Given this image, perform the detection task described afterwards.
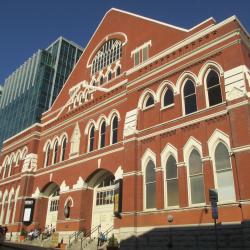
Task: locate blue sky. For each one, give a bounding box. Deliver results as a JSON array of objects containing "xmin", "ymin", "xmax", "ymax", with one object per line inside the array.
[{"xmin": 0, "ymin": 0, "xmax": 249, "ymax": 84}]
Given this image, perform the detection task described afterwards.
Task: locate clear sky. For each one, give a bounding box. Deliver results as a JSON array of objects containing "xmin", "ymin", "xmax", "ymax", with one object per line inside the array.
[{"xmin": 0, "ymin": 0, "xmax": 249, "ymax": 85}]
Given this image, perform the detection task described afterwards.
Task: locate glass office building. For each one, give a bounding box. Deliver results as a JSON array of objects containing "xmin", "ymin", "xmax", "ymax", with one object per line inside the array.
[{"xmin": 0, "ymin": 37, "xmax": 83, "ymax": 148}]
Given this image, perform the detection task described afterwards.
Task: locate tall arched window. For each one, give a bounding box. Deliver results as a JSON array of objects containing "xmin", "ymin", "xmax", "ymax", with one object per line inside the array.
[
  {"xmin": 108, "ymin": 71, "xmax": 112, "ymax": 81},
  {"xmin": 100, "ymin": 121, "xmax": 106, "ymax": 149},
  {"xmin": 144, "ymin": 94, "xmax": 154, "ymax": 108},
  {"xmin": 100, "ymin": 76, "xmax": 104, "ymax": 85},
  {"xmin": 166, "ymin": 155, "xmax": 179, "ymax": 206},
  {"xmin": 61, "ymin": 137, "xmax": 67, "ymax": 161},
  {"xmin": 145, "ymin": 160, "xmax": 156, "ymax": 209},
  {"xmin": 89, "ymin": 125, "xmax": 95, "ymax": 152},
  {"xmin": 116, "ymin": 66, "xmax": 121, "ymax": 76},
  {"xmin": 53, "ymin": 140, "xmax": 58, "ymax": 164},
  {"xmin": 189, "ymin": 149, "xmax": 205, "ymax": 204},
  {"xmin": 111, "ymin": 116, "xmax": 118, "ymax": 144},
  {"xmin": 163, "ymin": 88, "xmax": 174, "ymax": 107},
  {"xmin": 184, "ymin": 80, "xmax": 197, "ymax": 115},
  {"xmin": 45, "ymin": 144, "xmax": 51, "ymax": 167},
  {"xmin": 206, "ymin": 70, "xmax": 222, "ymax": 106},
  {"xmin": 214, "ymin": 143, "xmax": 235, "ymax": 201}
]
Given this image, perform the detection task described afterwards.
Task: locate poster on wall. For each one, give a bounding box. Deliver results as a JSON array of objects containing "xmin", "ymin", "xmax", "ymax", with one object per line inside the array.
[
  {"xmin": 114, "ymin": 179, "xmax": 123, "ymax": 217},
  {"xmin": 22, "ymin": 198, "xmax": 35, "ymax": 226}
]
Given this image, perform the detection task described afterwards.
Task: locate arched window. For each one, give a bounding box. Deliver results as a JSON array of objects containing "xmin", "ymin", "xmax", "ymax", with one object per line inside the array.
[
  {"xmin": 184, "ymin": 80, "xmax": 197, "ymax": 115},
  {"xmin": 53, "ymin": 140, "xmax": 58, "ymax": 164},
  {"xmin": 206, "ymin": 70, "xmax": 222, "ymax": 106},
  {"xmin": 111, "ymin": 116, "xmax": 118, "ymax": 144},
  {"xmin": 188, "ymin": 149, "xmax": 205, "ymax": 204},
  {"xmin": 166, "ymin": 155, "xmax": 179, "ymax": 206},
  {"xmin": 61, "ymin": 137, "xmax": 67, "ymax": 161},
  {"xmin": 108, "ymin": 71, "xmax": 112, "ymax": 81},
  {"xmin": 91, "ymin": 39, "xmax": 122, "ymax": 75},
  {"xmin": 144, "ymin": 94, "xmax": 154, "ymax": 108},
  {"xmin": 163, "ymin": 88, "xmax": 174, "ymax": 107},
  {"xmin": 214, "ymin": 143, "xmax": 235, "ymax": 201},
  {"xmin": 45, "ymin": 144, "xmax": 51, "ymax": 167},
  {"xmin": 116, "ymin": 66, "xmax": 121, "ymax": 76},
  {"xmin": 100, "ymin": 76, "xmax": 104, "ymax": 85},
  {"xmin": 100, "ymin": 121, "xmax": 106, "ymax": 148},
  {"xmin": 145, "ymin": 160, "xmax": 156, "ymax": 209},
  {"xmin": 89, "ymin": 125, "xmax": 95, "ymax": 152},
  {"xmin": 80, "ymin": 94, "xmax": 85, "ymax": 104}
]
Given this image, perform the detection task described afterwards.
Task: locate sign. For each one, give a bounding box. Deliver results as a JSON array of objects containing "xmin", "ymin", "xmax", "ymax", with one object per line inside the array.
[
  {"xmin": 22, "ymin": 198, "xmax": 35, "ymax": 226},
  {"xmin": 114, "ymin": 179, "xmax": 123, "ymax": 217},
  {"xmin": 50, "ymin": 232, "xmax": 59, "ymax": 248},
  {"xmin": 209, "ymin": 189, "xmax": 218, "ymax": 203},
  {"xmin": 209, "ymin": 189, "xmax": 219, "ymax": 220}
]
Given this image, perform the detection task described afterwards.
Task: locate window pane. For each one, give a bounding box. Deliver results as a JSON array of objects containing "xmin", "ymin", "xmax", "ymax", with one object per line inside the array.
[
  {"xmin": 166, "ymin": 156, "xmax": 177, "ymax": 179},
  {"xmin": 217, "ymin": 170, "xmax": 235, "ymax": 201},
  {"xmin": 189, "ymin": 150, "xmax": 202, "ymax": 175},
  {"xmin": 146, "ymin": 160, "xmax": 155, "ymax": 182},
  {"xmin": 208, "ymin": 86, "xmax": 222, "ymax": 106},
  {"xmin": 190, "ymin": 175, "xmax": 205, "ymax": 204},
  {"xmin": 207, "ymin": 70, "xmax": 219, "ymax": 88},
  {"xmin": 146, "ymin": 183, "xmax": 156, "ymax": 209},
  {"xmin": 167, "ymin": 179, "xmax": 179, "ymax": 206},
  {"xmin": 184, "ymin": 80, "xmax": 195, "ymax": 96},
  {"xmin": 185, "ymin": 95, "xmax": 197, "ymax": 114},
  {"xmin": 163, "ymin": 88, "xmax": 174, "ymax": 107},
  {"xmin": 215, "ymin": 143, "xmax": 231, "ymax": 171},
  {"xmin": 145, "ymin": 95, "xmax": 154, "ymax": 107},
  {"xmin": 142, "ymin": 47, "xmax": 148, "ymax": 62},
  {"xmin": 134, "ymin": 51, "xmax": 140, "ymax": 66}
]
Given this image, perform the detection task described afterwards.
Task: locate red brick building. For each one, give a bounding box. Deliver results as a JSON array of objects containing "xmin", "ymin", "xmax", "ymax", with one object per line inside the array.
[{"xmin": 0, "ymin": 8, "xmax": 250, "ymax": 249}]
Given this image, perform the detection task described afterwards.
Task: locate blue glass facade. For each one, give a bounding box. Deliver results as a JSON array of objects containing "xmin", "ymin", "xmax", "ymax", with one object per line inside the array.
[{"xmin": 0, "ymin": 37, "xmax": 83, "ymax": 148}]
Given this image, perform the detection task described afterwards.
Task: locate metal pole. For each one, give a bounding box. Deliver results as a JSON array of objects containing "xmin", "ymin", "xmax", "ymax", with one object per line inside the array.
[{"xmin": 214, "ymin": 218, "xmax": 219, "ymax": 250}]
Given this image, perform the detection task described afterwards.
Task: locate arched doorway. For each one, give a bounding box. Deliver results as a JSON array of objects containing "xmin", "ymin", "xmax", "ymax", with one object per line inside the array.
[
  {"xmin": 86, "ymin": 169, "xmax": 115, "ymax": 236},
  {"xmin": 40, "ymin": 182, "xmax": 60, "ymax": 229}
]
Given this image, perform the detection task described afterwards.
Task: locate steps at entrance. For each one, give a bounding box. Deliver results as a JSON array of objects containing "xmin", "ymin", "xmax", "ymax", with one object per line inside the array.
[{"xmin": 68, "ymin": 237, "xmax": 99, "ymax": 250}]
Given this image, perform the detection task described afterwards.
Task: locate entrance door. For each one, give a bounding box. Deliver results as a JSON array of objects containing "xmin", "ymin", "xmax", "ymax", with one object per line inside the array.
[
  {"xmin": 91, "ymin": 176, "xmax": 114, "ymax": 237},
  {"xmin": 45, "ymin": 189, "xmax": 59, "ymax": 229}
]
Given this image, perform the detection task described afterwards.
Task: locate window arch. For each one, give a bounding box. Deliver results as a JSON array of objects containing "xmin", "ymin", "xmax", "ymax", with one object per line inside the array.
[
  {"xmin": 188, "ymin": 149, "xmax": 205, "ymax": 204},
  {"xmin": 166, "ymin": 155, "xmax": 179, "ymax": 206},
  {"xmin": 52, "ymin": 140, "xmax": 59, "ymax": 164},
  {"xmin": 206, "ymin": 69, "xmax": 222, "ymax": 107},
  {"xmin": 214, "ymin": 142, "xmax": 235, "ymax": 201},
  {"xmin": 100, "ymin": 76, "xmax": 104, "ymax": 85},
  {"xmin": 107, "ymin": 71, "xmax": 112, "ymax": 81},
  {"xmin": 144, "ymin": 94, "xmax": 155, "ymax": 109},
  {"xmin": 116, "ymin": 66, "xmax": 121, "ymax": 76},
  {"xmin": 145, "ymin": 160, "xmax": 156, "ymax": 209},
  {"xmin": 99, "ymin": 121, "xmax": 106, "ymax": 149},
  {"xmin": 111, "ymin": 116, "xmax": 118, "ymax": 144},
  {"xmin": 91, "ymin": 39, "xmax": 122, "ymax": 75},
  {"xmin": 61, "ymin": 137, "xmax": 67, "ymax": 162},
  {"xmin": 183, "ymin": 80, "xmax": 197, "ymax": 115},
  {"xmin": 45, "ymin": 144, "xmax": 51, "ymax": 167},
  {"xmin": 88, "ymin": 125, "xmax": 95, "ymax": 152},
  {"xmin": 163, "ymin": 88, "xmax": 174, "ymax": 107}
]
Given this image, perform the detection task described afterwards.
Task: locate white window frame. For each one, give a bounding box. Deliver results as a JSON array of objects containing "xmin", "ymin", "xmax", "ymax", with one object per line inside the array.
[
  {"xmin": 204, "ymin": 68, "xmax": 223, "ymax": 108},
  {"xmin": 208, "ymin": 129, "xmax": 236, "ymax": 204},
  {"xmin": 141, "ymin": 149, "xmax": 157, "ymax": 211},
  {"xmin": 183, "ymin": 137, "xmax": 205, "ymax": 207}
]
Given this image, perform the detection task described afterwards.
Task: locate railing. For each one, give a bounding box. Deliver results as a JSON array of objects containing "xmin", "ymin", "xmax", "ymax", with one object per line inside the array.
[
  {"xmin": 103, "ymin": 225, "xmax": 113, "ymax": 238},
  {"xmin": 68, "ymin": 230, "xmax": 84, "ymax": 247},
  {"xmin": 80, "ymin": 224, "xmax": 101, "ymax": 249}
]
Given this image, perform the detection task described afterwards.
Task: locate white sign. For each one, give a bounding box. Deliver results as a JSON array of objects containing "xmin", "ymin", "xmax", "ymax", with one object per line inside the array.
[{"xmin": 23, "ymin": 208, "xmax": 31, "ymax": 222}]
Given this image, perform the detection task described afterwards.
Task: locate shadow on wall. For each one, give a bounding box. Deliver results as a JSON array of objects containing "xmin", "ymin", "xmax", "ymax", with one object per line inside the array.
[{"xmin": 120, "ymin": 220, "xmax": 250, "ymax": 250}]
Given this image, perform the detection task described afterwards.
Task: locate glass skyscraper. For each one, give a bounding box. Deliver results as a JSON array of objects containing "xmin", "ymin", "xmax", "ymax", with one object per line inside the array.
[{"xmin": 0, "ymin": 37, "xmax": 83, "ymax": 148}]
